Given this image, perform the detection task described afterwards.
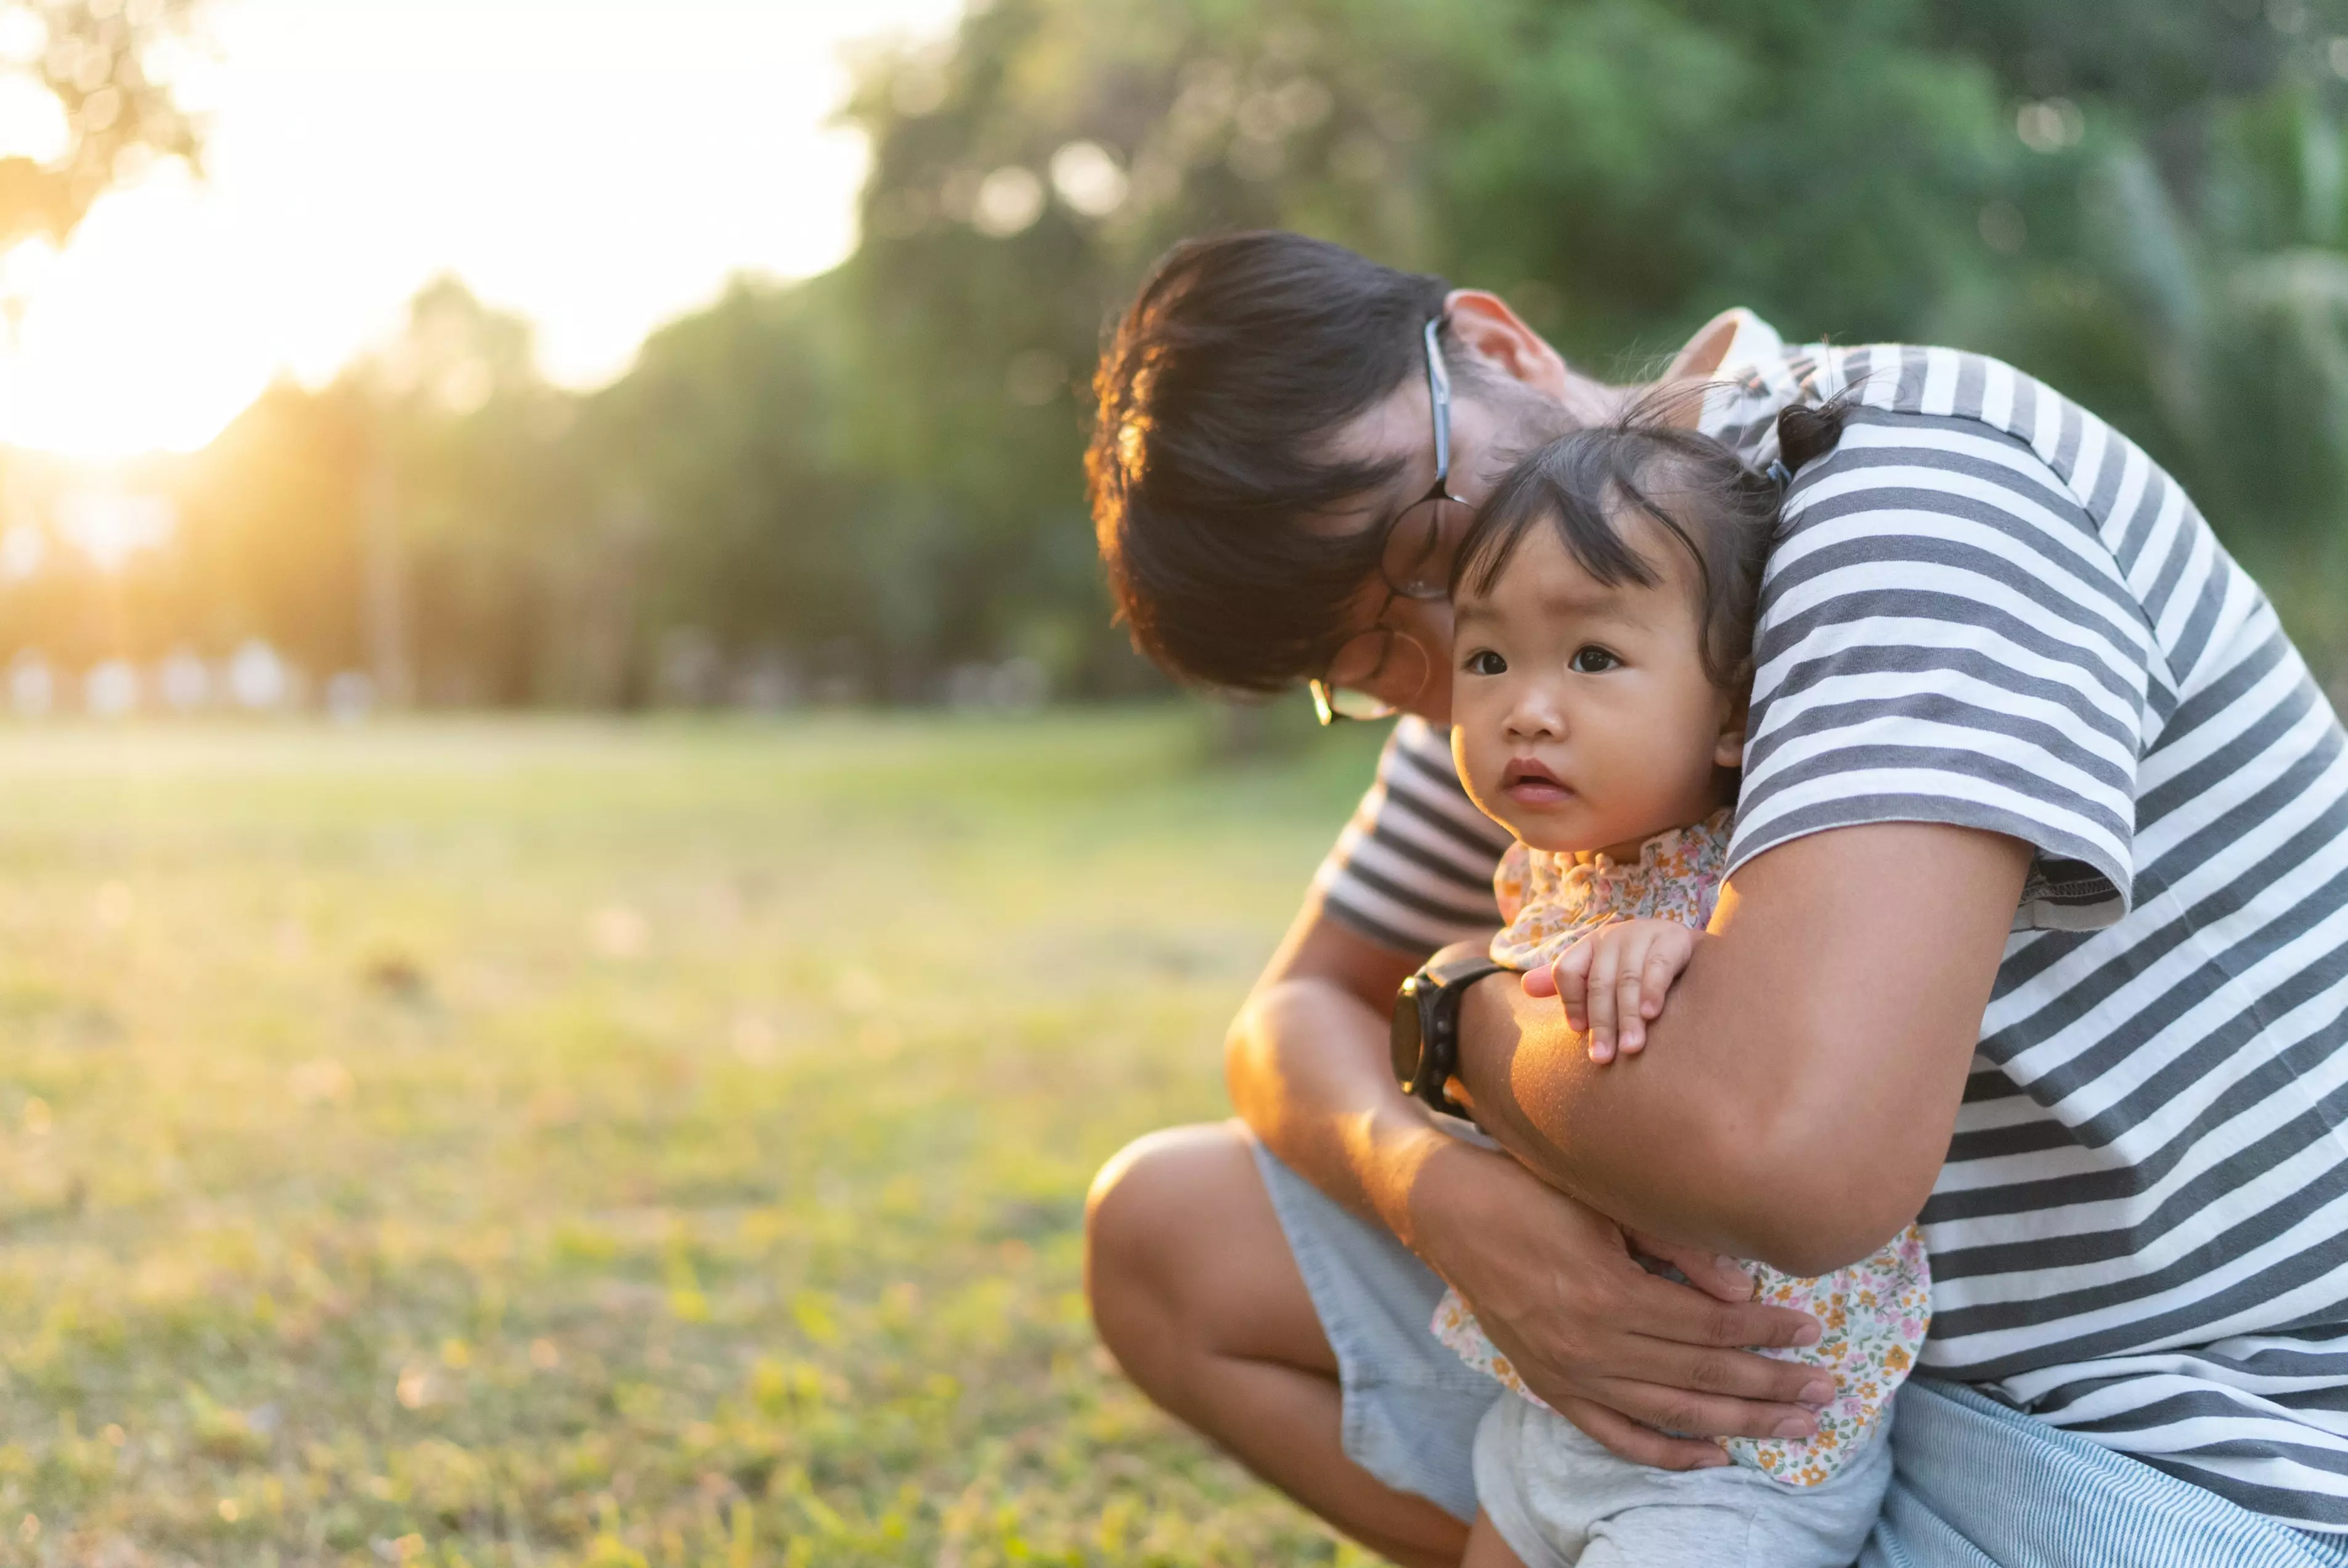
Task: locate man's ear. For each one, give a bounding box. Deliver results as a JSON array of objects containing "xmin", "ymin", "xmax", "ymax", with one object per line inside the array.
[
  {"xmin": 1663, "ymin": 309, "xmax": 1750, "ymax": 383},
  {"xmin": 1713, "ymin": 681, "xmax": 1751, "ymax": 770},
  {"xmin": 1445, "ymin": 290, "xmax": 1569, "ymax": 397}
]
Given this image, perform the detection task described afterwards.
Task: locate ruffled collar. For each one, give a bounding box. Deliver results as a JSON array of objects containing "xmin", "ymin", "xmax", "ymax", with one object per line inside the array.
[
  {"xmin": 1534, "ymin": 807, "xmax": 1734, "ymax": 924},
  {"xmin": 1490, "ymin": 810, "xmax": 1735, "ymax": 972},
  {"xmin": 1578, "ymin": 808, "xmax": 1732, "ymax": 877}
]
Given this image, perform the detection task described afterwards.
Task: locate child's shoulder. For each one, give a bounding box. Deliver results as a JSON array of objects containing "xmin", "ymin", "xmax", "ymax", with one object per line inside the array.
[{"xmin": 1647, "ymin": 808, "xmax": 1733, "ymax": 885}]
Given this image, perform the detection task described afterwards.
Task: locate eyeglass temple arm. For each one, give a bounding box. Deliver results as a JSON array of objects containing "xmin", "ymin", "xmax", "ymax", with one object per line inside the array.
[{"xmin": 1423, "ymin": 317, "xmax": 1451, "ymax": 486}]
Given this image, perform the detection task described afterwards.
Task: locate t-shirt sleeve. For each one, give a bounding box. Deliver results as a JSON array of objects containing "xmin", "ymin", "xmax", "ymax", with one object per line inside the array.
[
  {"xmin": 1314, "ymin": 715, "xmax": 1511, "ymax": 954},
  {"xmin": 1730, "ymin": 408, "xmax": 2154, "ymax": 931}
]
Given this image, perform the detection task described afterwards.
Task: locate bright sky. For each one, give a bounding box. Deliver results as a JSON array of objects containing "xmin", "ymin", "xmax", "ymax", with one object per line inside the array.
[{"xmin": 0, "ymin": 0, "xmax": 964, "ymax": 457}]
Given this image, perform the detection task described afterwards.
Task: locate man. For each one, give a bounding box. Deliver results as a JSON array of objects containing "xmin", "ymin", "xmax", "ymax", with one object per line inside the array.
[{"xmin": 1082, "ymin": 230, "xmax": 2348, "ymax": 1566}]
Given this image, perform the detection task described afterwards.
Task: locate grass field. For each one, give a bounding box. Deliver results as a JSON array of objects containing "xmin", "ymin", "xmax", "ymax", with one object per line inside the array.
[{"xmin": 0, "ymin": 710, "xmax": 1393, "ymax": 1567}]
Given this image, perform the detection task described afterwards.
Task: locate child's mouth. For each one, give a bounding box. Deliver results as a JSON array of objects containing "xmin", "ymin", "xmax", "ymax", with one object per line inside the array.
[{"xmin": 1501, "ymin": 758, "xmax": 1571, "ymax": 806}]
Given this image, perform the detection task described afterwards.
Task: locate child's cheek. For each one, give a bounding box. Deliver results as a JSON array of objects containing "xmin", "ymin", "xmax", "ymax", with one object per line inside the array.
[{"xmin": 1453, "ymin": 725, "xmax": 1510, "ymax": 833}]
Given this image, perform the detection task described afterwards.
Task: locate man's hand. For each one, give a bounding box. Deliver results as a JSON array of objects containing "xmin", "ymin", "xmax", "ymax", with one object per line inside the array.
[
  {"xmin": 1523, "ymin": 919, "xmax": 1702, "ymax": 1063},
  {"xmin": 1229, "ymin": 912, "xmax": 1835, "ymax": 1468},
  {"xmin": 1411, "ymin": 1138, "xmax": 1832, "ymax": 1469}
]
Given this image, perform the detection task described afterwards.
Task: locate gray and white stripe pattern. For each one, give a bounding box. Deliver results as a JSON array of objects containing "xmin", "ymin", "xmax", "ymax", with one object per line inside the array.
[
  {"xmin": 1713, "ymin": 343, "xmax": 2348, "ymax": 1532},
  {"xmin": 1317, "ymin": 336, "xmax": 2348, "ymax": 1533},
  {"xmin": 1315, "ymin": 716, "xmax": 1508, "ymax": 954}
]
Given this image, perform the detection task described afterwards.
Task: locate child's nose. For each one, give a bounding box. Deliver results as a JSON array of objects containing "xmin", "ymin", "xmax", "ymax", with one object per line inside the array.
[{"xmin": 1503, "ymin": 689, "xmax": 1566, "ymax": 742}]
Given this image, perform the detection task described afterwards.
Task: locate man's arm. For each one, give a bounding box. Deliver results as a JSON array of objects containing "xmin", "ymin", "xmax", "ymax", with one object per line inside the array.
[
  {"xmin": 1229, "ymin": 895, "xmax": 1841, "ymax": 1467},
  {"xmin": 1453, "ymin": 821, "xmax": 2030, "ymax": 1277},
  {"xmin": 1223, "ymin": 903, "xmax": 1434, "ymax": 1235}
]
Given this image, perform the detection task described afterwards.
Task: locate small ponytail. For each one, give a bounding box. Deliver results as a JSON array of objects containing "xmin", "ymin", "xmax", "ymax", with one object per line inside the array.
[{"xmin": 1772, "ymin": 388, "xmax": 1862, "ymax": 480}]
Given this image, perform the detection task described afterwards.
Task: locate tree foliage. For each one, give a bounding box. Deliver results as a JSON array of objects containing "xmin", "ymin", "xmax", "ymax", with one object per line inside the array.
[
  {"xmin": 20, "ymin": 0, "xmax": 2348, "ymax": 704},
  {"xmin": 0, "ymin": 0, "xmax": 203, "ymax": 251}
]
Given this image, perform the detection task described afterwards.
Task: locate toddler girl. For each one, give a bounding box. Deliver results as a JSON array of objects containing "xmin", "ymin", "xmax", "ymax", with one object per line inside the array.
[{"xmin": 1433, "ymin": 394, "xmax": 1930, "ymax": 1568}]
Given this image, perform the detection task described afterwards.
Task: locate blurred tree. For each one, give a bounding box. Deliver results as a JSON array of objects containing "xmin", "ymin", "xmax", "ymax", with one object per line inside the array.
[
  {"xmin": 1427, "ymin": 0, "xmax": 2015, "ymax": 358},
  {"xmin": 0, "ymin": 0, "xmax": 205, "ymax": 252},
  {"xmin": 828, "ymin": 0, "xmax": 2029, "ymax": 692},
  {"xmin": 169, "ymin": 279, "xmax": 584, "ymax": 706},
  {"xmin": 826, "ymin": 0, "xmax": 2348, "ymax": 696},
  {"xmin": 173, "ymin": 379, "xmax": 370, "ymax": 676},
  {"xmin": 358, "ymin": 278, "xmax": 585, "ymax": 706},
  {"xmin": 574, "ymin": 274, "xmax": 863, "ymax": 703},
  {"xmin": 39, "ymin": 0, "xmax": 2348, "ymax": 710},
  {"xmin": 836, "ymin": 0, "xmax": 1478, "ymax": 696}
]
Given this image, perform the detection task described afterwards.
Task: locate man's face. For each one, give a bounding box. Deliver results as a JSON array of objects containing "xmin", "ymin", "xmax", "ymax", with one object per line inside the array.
[{"xmin": 1315, "ymin": 367, "xmax": 1573, "ymax": 726}]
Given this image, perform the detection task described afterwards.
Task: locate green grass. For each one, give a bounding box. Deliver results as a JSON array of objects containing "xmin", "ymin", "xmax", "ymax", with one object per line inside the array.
[{"xmin": 0, "ymin": 710, "xmax": 1392, "ymax": 1567}]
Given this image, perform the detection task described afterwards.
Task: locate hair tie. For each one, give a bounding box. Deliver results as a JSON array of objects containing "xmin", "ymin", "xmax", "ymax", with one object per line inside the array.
[{"xmin": 1766, "ymin": 458, "xmax": 1795, "ymax": 489}]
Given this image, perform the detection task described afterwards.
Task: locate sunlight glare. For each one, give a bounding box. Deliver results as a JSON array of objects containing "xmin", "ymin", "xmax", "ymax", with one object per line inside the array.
[
  {"xmin": 0, "ymin": 71, "xmax": 67, "ymax": 162},
  {"xmin": 57, "ymin": 487, "xmax": 176, "ymax": 569},
  {"xmin": 0, "ymin": 0, "xmax": 967, "ymax": 458},
  {"xmin": 0, "ymin": 162, "xmax": 275, "ymax": 457}
]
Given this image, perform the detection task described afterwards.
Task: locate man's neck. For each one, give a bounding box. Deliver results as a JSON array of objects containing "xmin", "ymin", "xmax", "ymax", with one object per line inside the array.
[{"xmin": 1557, "ymin": 373, "xmax": 1641, "ymax": 430}]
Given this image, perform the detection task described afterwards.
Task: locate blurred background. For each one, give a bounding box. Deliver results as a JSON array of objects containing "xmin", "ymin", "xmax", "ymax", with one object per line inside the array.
[
  {"xmin": 12, "ymin": 1, "xmax": 2348, "ymax": 1562},
  {"xmin": 10, "ymin": 0, "xmax": 2348, "ymax": 715}
]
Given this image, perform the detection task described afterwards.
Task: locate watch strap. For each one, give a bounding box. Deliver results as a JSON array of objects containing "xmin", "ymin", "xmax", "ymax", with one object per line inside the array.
[{"xmin": 1397, "ymin": 955, "xmax": 1506, "ymax": 1114}]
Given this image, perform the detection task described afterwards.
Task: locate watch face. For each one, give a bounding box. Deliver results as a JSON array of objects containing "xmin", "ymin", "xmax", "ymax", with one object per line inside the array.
[{"xmin": 1390, "ymin": 977, "xmax": 1424, "ymax": 1087}]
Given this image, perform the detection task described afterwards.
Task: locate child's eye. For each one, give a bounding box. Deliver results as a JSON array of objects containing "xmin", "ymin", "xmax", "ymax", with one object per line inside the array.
[
  {"xmin": 1462, "ymin": 649, "xmax": 1507, "ymax": 676},
  {"xmin": 1570, "ymin": 646, "xmax": 1620, "ymax": 673}
]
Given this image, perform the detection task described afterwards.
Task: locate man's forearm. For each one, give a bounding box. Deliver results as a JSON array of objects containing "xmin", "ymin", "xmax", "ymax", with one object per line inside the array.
[
  {"xmin": 1450, "ymin": 824, "xmax": 2028, "ymax": 1275},
  {"xmin": 1224, "ymin": 973, "xmax": 1468, "ymax": 1252},
  {"xmin": 1226, "ymin": 912, "xmax": 1861, "ymax": 1455},
  {"xmin": 1451, "ymin": 950, "xmax": 1808, "ymax": 1260}
]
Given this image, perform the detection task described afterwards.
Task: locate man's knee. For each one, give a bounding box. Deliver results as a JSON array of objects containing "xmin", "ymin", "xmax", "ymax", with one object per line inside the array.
[{"xmin": 1086, "ymin": 1123, "xmax": 1244, "ymax": 1291}]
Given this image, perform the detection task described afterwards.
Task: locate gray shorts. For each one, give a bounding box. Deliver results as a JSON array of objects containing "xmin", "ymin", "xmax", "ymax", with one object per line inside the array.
[
  {"xmin": 1252, "ymin": 1136, "xmax": 1499, "ymax": 1521},
  {"xmin": 1475, "ymin": 1391, "xmax": 1891, "ymax": 1568},
  {"xmin": 1254, "ymin": 1134, "xmax": 1889, "ymax": 1561},
  {"xmin": 1251, "ymin": 1140, "xmax": 2348, "ymax": 1568}
]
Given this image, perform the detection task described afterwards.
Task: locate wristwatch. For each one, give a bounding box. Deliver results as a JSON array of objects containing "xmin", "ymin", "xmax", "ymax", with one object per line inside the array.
[{"xmin": 1390, "ymin": 951, "xmax": 1508, "ymax": 1116}]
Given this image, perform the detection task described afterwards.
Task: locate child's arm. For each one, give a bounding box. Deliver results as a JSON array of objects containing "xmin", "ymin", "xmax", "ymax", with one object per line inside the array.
[{"xmin": 1523, "ymin": 919, "xmax": 1702, "ymax": 1063}]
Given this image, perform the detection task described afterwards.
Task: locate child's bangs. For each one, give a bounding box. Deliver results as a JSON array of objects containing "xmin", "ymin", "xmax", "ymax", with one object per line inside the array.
[{"xmin": 1450, "ymin": 440, "xmax": 1669, "ymax": 603}]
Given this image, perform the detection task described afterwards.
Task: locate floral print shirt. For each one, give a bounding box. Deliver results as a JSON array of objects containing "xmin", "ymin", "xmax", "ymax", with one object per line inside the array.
[{"xmin": 1433, "ymin": 810, "xmax": 1933, "ymax": 1486}]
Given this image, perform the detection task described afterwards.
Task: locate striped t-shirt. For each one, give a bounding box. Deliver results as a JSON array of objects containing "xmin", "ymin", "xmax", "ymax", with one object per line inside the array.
[{"xmin": 1315, "ymin": 330, "xmax": 2348, "ymax": 1532}]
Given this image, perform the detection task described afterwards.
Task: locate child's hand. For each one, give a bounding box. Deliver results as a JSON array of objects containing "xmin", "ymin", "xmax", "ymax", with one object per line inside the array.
[{"xmin": 1521, "ymin": 919, "xmax": 1702, "ymax": 1063}]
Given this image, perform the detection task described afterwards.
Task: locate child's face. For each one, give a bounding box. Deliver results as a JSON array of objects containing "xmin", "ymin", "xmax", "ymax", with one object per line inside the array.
[{"xmin": 1449, "ymin": 516, "xmax": 1745, "ymax": 860}]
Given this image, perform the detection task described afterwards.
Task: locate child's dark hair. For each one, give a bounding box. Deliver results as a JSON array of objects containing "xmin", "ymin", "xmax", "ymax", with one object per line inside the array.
[{"xmin": 1449, "ymin": 388, "xmax": 1856, "ymax": 688}]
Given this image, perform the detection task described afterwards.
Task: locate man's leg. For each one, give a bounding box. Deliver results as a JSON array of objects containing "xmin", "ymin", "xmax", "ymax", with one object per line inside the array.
[
  {"xmin": 1461, "ymin": 1511, "xmax": 1532, "ymax": 1568},
  {"xmin": 1084, "ymin": 1121, "xmax": 1471, "ymax": 1568}
]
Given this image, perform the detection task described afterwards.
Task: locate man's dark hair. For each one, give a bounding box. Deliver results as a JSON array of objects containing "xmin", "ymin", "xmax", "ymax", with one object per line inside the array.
[
  {"xmin": 1088, "ymin": 231, "xmax": 1451, "ymax": 693},
  {"xmin": 1451, "ymin": 391, "xmax": 1854, "ymax": 688}
]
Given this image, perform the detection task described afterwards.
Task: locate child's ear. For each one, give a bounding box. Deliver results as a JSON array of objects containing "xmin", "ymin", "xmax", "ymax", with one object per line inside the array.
[{"xmin": 1712, "ymin": 680, "xmax": 1751, "ymax": 770}]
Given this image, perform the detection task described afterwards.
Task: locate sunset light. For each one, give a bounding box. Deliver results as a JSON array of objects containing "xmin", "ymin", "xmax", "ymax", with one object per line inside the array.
[
  {"xmin": 6, "ymin": 3, "xmax": 2347, "ymax": 1557},
  {"xmin": 0, "ymin": 0, "xmax": 960, "ymax": 458}
]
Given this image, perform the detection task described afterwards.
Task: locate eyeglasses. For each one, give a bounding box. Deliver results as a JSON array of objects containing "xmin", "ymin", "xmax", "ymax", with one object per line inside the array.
[{"xmin": 1310, "ymin": 317, "xmax": 1475, "ymax": 725}]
